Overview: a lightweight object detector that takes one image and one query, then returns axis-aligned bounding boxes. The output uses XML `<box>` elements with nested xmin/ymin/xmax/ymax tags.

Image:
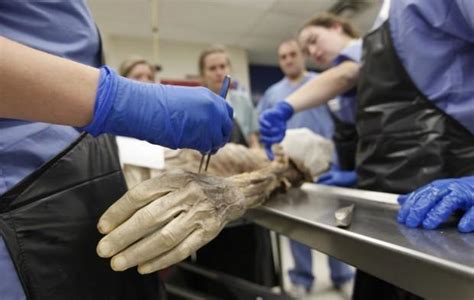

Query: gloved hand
<box><xmin>259</xmin><ymin>101</ymin><xmax>294</xmax><ymax>160</ymax></box>
<box><xmin>81</xmin><ymin>66</ymin><xmax>233</xmax><ymax>153</ymax></box>
<box><xmin>397</xmin><ymin>176</ymin><xmax>474</xmax><ymax>233</ymax></box>
<box><xmin>317</xmin><ymin>167</ymin><xmax>357</xmax><ymax>187</ymax></box>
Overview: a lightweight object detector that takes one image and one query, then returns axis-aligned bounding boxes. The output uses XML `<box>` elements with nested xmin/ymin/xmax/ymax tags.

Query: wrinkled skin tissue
<box><xmin>97</xmin><ymin>131</ymin><xmax>333</xmax><ymax>274</ymax></box>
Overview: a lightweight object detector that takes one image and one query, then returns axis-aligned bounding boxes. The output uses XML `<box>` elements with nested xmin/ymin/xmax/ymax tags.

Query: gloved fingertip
<box><xmin>396</xmin><ymin>211</ymin><xmax>406</xmax><ymax>224</ymax></box>
<box><xmin>404</xmin><ymin>220</ymin><xmax>419</xmax><ymax>228</ymax></box>
<box><xmin>264</xmin><ymin>145</ymin><xmax>274</xmax><ymax>161</ymax></box>
<box><xmin>458</xmin><ymin>222</ymin><xmax>474</xmax><ymax>233</ymax></box>
<box><xmin>405</xmin><ymin>215</ymin><xmax>422</xmax><ymax>228</ymax></box>
<box><xmin>397</xmin><ymin>194</ymin><xmax>419</xmax><ymax>224</ymax></box>
<box><xmin>397</xmin><ymin>195</ymin><xmax>408</xmax><ymax>205</ymax></box>
<box><xmin>458</xmin><ymin>208</ymin><xmax>474</xmax><ymax>233</ymax></box>
<box><xmin>421</xmin><ymin>217</ymin><xmax>439</xmax><ymax>230</ymax></box>
<box><xmin>316</xmin><ymin>173</ymin><xmax>331</xmax><ymax>183</ymax></box>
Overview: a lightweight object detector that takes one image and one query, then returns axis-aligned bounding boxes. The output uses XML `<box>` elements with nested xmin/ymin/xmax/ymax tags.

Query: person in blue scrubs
<box><xmin>259</xmin><ymin>13</ymin><xmax>361</xmax><ymax>186</ymax></box>
<box><xmin>354</xmin><ymin>0</ymin><xmax>474</xmax><ymax>298</ymax></box>
<box><xmin>258</xmin><ymin>40</ymin><xmax>334</xmax><ymax>140</ymax></box>
<box><xmin>298</xmin><ymin>14</ymin><xmax>362</xmax><ymax>187</ymax></box>
<box><xmin>368</xmin><ymin>0</ymin><xmax>474</xmax><ymax>235</ymax></box>
<box><xmin>0</xmin><ymin>2</ymin><xmax>233</xmax><ymax>299</ymax></box>
<box><xmin>262</xmin><ymin>1</ymin><xmax>474</xmax><ymax>299</ymax></box>
<box><xmin>258</xmin><ymin>14</ymin><xmax>362</xmax><ymax>297</ymax></box>
<box><xmin>258</xmin><ymin>39</ymin><xmax>352</xmax><ymax>295</ymax></box>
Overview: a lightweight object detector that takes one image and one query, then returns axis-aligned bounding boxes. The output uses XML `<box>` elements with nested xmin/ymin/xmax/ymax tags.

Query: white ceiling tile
<box><xmin>248</xmin><ymin>12</ymin><xmax>303</xmax><ymax>39</ymax></box>
<box><xmin>88</xmin><ymin>0</ymin><xmax>382</xmax><ymax>65</ymax></box>
<box><xmin>162</xmin><ymin>0</ymin><xmax>276</xmax><ymax>10</ymax></box>
<box><xmin>160</xmin><ymin>25</ymin><xmax>238</xmax><ymax>45</ymax></box>
<box><xmin>269</xmin><ymin>0</ymin><xmax>336</xmax><ymax>17</ymax></box>
<box><xmin>159</xmin><ymin>0</ymin><xmax>265</xmax><ymax>41</ymax></box>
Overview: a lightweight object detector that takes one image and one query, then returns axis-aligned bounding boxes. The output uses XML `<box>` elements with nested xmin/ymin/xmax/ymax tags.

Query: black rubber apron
<box><xmin>330</xmin><ymin>111</ymin><xmax>358</xmax><ymax>170</ymax></box>
<box><xmin>353</xmin><ymin>21</ymin><xmax>474</xmax><ymax>299</ymax></box>
<box><xmin>0</xmin><ymin>134</ymin><xmax>163</xmax><ymax>299</ymax></box>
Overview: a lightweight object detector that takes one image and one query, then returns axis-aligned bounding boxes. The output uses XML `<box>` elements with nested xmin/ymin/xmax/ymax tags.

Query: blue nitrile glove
<box><xmin>317</xmin><ymin>166</ymin><xmax>357</xmax><ymax>187</ymax></box>
<box><xmin>81</xmin><ymin>66</ymin><xmax>233</xmax><ymax>152</ymax></box>
<box><xmin>259</xmin><ymin>101</ymin><xmax>294</xmax><ymax>160</ymax></box>
<box><xmin>397</xmin><ymin>176</ymin><xmax>474</xmax><ymax>233</ymax></box>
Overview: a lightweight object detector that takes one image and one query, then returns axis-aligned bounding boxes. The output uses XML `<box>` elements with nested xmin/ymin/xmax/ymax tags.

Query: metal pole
<box><xmin>150</xmin><ymin>0</ymin><xmax>160</xmax><ymax>70</ymax></box>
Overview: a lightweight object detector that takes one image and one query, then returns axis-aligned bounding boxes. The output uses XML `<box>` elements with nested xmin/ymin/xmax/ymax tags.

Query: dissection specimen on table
<box><xmin>97</xmin><ymin>128</ymin><xmax>333</xmax><ymax>274</ymax></box>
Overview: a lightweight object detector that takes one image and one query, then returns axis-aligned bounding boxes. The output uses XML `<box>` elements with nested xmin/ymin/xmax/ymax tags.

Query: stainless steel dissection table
<box><xmin>246</xmin><ymin>184</ymin><xmax>474</xmax><ymax>300</ymax></box>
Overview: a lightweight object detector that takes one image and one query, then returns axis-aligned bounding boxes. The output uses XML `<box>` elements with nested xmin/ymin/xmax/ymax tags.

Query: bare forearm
<box><xmin>287</xmin><ymin>61</ymin><xmax>360</xmax><ymax>112</ymax></box>
<box><xmin>0</xmin><ymin>36</ymin><xmax>99</xmax><ymax>126</ymax></box>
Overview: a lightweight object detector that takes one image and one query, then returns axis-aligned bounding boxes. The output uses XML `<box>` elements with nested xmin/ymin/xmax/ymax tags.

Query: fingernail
<box><xmin>98</xmin><ymin>221</ymin><xmax>110</xmax><ymax>234</ymax></box>
<box><xmin>97</xmin><ymin>241</ymin><xmax>111</xmax><ymax>257</ymax></box>
<box><xmin>138</xmin><ymin>265</ymin><xmax>152</xmax><ymax>274</ymax></box>
<box><xmin>112</xmin><ymin>256</ymin><xmax>128</xmax><ymax>271</ymax></box>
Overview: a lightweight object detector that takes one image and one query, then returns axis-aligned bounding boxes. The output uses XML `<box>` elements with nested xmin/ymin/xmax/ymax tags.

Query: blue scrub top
<box><xmin>388</xmin><ymin>0</ymin><xmax>474</xmax><ymax>133</ymax></box>
<box><xmin>329</xmin><ymin>39</ymin><xmax>362</xmax><ymax>124</ymax></box>
<box><xmin>257</xmin><ymin>72</ymin><xmax>335</xmax><ymax>140</ymax></box>
<box><xmin>0</xmin><ymin>2</ymin><xmax>101</xmax><ymax>298</ymax></box>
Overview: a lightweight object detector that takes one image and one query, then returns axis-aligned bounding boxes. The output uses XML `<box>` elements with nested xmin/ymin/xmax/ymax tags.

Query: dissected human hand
<box><xmin>96</xmin><ymin>158</ymin><xmax>292</xmax><ymax>274</ymax></box>
<box><xmin>163</xmin><ymin>143</ymin><xmax>269</xmax><ymax>177</ymax></box>
<box><xmin>96</xmin><ymin>169</ymin><xmax>247</xmax><ymax>274</ymax></box>
<box><xmin>102</xmin><ymin>131</ymin><xmax>333</xmax><ymax>274</ymax></box>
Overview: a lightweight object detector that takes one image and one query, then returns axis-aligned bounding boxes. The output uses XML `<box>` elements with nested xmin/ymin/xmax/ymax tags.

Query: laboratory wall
<box><xmin>101</xmin><ymin>34</ymin><xmax>251</xmax><ymax>93</ymax></box>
